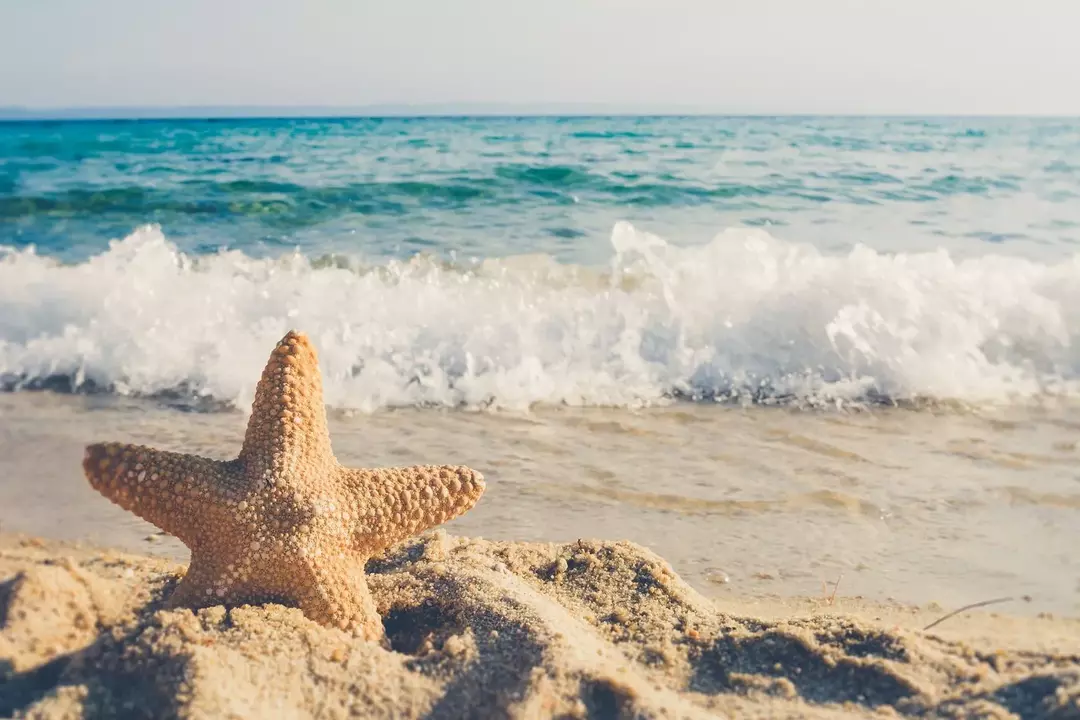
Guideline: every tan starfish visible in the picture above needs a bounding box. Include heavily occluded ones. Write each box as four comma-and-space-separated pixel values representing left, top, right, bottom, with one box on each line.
82, 330, 485, 641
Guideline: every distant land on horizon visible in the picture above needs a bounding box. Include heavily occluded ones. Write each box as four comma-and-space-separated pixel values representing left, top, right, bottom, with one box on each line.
0, 104, 1067, 121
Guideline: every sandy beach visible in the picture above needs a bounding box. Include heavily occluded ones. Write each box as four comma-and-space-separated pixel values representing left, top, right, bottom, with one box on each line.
2, 532, 1077, 719
4, 113, 1080, 718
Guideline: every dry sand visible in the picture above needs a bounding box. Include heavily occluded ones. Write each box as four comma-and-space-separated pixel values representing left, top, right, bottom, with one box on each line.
1, 532, 1077, 719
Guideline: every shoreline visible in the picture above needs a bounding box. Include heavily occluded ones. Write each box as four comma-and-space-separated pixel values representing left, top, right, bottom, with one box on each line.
3, 532, 1077, 718
4, 389, 1079, 621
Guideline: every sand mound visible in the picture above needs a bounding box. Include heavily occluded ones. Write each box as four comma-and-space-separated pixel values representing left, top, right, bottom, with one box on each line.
1, 533, 1078, 719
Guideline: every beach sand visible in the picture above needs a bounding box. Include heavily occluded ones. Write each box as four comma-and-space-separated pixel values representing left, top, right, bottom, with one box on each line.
2, 532, 1077, 719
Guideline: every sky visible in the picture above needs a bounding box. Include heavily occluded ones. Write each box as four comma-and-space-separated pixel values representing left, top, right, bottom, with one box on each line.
1, 0, 1078, 115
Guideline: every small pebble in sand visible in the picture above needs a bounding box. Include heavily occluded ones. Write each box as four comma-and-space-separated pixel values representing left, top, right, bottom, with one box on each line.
443, 634, 466, 656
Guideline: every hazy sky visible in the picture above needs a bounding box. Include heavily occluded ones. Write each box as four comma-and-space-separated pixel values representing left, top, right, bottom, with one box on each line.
1, 0, 1077, 114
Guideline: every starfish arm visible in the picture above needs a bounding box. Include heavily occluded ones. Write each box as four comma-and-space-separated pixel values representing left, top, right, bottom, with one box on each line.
341, 465, 485, 554
239, 330, 335, 480
83, 442, 240, 546
166, 548, 232, 609
167, 546, 277, 611
295, 558, 384, 642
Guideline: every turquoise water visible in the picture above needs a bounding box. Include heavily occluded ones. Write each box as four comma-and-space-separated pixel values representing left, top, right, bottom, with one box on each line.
5, 116, 1080, 264
3, 116, 1080, 408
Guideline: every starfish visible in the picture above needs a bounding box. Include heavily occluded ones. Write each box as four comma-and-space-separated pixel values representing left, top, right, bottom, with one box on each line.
82, 330, 485, 641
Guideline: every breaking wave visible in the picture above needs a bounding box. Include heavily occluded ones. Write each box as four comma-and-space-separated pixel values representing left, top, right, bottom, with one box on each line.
2, 223, 1079, 411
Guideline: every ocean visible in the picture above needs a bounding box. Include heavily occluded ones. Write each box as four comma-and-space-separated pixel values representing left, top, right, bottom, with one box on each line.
0, 116, 1077, 614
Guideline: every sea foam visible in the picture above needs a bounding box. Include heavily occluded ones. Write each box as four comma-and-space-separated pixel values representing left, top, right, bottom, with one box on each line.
2, 223, 1079, 411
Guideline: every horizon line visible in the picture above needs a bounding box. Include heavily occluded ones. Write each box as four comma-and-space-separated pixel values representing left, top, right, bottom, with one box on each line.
1, 104, 1078, 122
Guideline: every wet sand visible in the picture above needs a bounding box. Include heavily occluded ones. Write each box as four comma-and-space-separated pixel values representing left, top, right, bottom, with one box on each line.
1, 392, 1078, 616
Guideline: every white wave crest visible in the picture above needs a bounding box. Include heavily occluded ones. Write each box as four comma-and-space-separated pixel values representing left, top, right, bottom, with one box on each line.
2, 223, 1079, 411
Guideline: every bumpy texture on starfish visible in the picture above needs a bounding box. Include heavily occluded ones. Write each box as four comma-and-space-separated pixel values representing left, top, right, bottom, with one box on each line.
82, 330, 485, 641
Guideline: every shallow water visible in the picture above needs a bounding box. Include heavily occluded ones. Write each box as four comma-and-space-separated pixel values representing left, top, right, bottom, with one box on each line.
1, 392, 1076, 616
